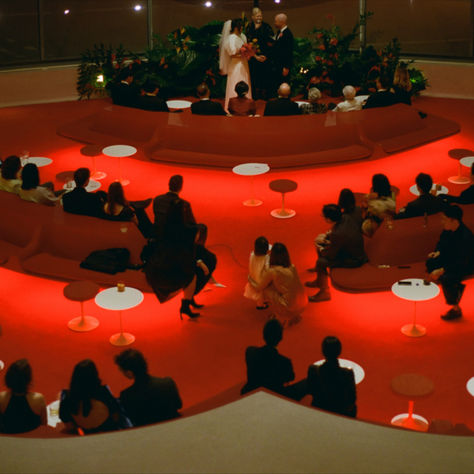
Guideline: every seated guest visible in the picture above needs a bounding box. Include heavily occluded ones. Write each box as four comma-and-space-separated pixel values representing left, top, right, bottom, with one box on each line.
392, 63, 412, 106
62, 167, 106, 218
0, 359, 47, 434
153, 174, 196, 240
110, 68, 136, 107
115, 349, 182, 427
425, 205, 474, 320
102, 182, 153, 238
241, 319, 294, 395
395, 172, 445, 219
244, 236, 270, 309
442, 163, 474, 205
60, 359, 126, 434
134, 81, 169, 112
363, 75, 397, 109
338, 188, 363, 229
299, 87, 327, 115
0, 155, 22, 194
362, 173, 396, 237
19, 163, 61, 206
264, 83, 300, 116
306, 204, 367, 302
333, 85, 363, 112
249, 243, 307, 325
306, 336, 357, 417
191, 83, 226, 116
228, 81, 257, 116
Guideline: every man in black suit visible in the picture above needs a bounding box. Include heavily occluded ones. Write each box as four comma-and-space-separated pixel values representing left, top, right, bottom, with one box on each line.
263, 83, 300, 116
153, 175, 196, 239
426, 205, 474, 320
110, 69, 136, 107
115, 349, 182, 426
191, 83, 226, 116
395, 173, 445, 220
306, 204, 367, 302
363, 75, 397, 109
271, 13, 294, 95
306, 336, 357, 417
134, 81, 169, 112
62, 167, 105, 218
241, 319, 295, 395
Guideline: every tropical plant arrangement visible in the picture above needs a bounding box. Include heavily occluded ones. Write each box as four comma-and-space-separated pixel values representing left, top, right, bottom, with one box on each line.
77, 15, 427, 100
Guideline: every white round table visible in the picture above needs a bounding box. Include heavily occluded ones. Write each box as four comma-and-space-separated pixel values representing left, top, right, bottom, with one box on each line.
448, 155, 472, 184
102, 145, 137, 186
460, 156, 474, 172
313, 358, 365, 384
466, 377, 474, 397
95, 286, 144, 346
25, 157, 53, 167
232, 163, 270, 206
166, 99, 192, 109
63, 179, 101, 192
409, 184, 448, 196
392, 278, 440, 337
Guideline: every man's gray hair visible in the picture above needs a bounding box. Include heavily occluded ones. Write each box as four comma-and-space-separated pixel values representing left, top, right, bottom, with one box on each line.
342, 85, 356, 100
308, 87, 322, 102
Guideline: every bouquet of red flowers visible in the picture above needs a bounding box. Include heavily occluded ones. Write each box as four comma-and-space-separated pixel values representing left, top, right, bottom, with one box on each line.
240, 43, 256, 60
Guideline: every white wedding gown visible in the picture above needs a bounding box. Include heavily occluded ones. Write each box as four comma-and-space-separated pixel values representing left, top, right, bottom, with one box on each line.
223, 33, 252, 111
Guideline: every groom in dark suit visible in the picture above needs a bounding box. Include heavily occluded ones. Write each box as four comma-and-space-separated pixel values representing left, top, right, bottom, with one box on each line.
271, 13, 294, 95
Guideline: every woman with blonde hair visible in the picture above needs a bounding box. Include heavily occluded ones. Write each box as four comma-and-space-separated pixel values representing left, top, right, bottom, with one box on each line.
392, 63, 412, 105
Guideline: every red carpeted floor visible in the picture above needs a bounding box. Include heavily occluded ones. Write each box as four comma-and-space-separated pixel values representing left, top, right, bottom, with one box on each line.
0, 96, 473, 436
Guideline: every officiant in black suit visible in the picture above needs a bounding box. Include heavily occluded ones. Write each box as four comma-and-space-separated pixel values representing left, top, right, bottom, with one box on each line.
271, 13, 294, 96
246, 7, 274, 100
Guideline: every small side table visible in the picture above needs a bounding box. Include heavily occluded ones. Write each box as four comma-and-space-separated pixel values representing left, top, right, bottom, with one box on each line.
64, 281, 101, 332
166, 99, 192, 109
448, 149, 472, 184
269, 179, 298, 219
80, 144, 107, 180
95, 286, 144, 346
460, 156, 474, 179
409, 183, 448, 196
392, 278, 440, 337
63, 179, 101, 192
102, 145, 138, 186
391, 373, 434, 432
466, 377, 474, 397
232, 163, 270, 207
26, 157, 53, 167
313, 358, 365, 384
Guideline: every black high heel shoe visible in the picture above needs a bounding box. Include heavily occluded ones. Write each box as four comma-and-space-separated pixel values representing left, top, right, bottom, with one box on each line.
180, 299, 200, 320
190, 297, 204, 309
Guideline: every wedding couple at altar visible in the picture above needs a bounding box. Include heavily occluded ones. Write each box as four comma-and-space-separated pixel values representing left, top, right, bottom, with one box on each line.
219, 11, 294, 111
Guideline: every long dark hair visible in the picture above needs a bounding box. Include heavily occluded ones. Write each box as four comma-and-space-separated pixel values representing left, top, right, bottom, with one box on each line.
269, 242, 291, 267
337, 188, 356, 214
1, 155, 21, 180
5, 359, 32, 394
371, 173, 392, 198
68, 359, 102, 417
21, 163, 40, 190
107, 182, 127, 215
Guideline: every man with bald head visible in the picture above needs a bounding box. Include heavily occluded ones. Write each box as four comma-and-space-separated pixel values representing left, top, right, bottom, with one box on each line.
263, 82, 300, 116
271, 13, 294, 95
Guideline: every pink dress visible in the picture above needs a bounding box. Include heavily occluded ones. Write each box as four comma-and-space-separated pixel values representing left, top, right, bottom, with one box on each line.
224, 33, 252, 111
244, 252, 269, 301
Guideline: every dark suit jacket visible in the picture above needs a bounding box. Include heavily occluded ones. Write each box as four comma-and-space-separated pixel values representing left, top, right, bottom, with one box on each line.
395, 193, 445, 220
228, 97, 257, 116
456, 185, 474, 204
272, 27, 294, 73
110, 82, 136, 108
191, 99, 226, 116
134, 94, 169, 112
363, 90, 398, 109
153, 192, 196, 239
241, 345, 295, 395
307, 362, 357, 417
264, 98, 300, 116
62, 187, 104, 218
321, 217, 367, 267
120, 375, 182, 427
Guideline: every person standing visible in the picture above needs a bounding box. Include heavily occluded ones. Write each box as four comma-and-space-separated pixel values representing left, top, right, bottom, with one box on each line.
271, 13, 294, 96
220, 18, 252, 112
246, 7, 274, 100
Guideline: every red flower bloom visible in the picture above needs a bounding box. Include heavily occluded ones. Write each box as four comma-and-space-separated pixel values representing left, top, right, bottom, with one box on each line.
315, 56, 322, 62
329, 38, 338, 46
318, 45, 326, 50
316, 33, 324, 39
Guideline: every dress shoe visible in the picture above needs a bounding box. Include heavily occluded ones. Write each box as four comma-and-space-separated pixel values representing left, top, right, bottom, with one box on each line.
308, 290, 331, 303
441, 308, 462, 320
305, 279, 321, 288
130, 198, 152, 210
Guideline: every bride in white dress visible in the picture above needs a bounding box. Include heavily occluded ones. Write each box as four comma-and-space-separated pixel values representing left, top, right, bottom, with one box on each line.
220, 19, 252, 112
